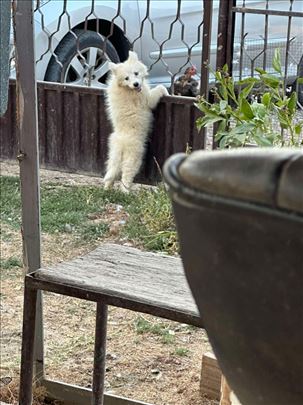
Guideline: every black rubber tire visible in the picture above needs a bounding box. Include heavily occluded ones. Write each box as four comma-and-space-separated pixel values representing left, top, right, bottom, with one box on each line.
298, 54, 303, 105
45, 29, 120, 83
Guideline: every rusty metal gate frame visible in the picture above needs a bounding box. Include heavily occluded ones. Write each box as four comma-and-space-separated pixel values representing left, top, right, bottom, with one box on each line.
216, 0, 303, 85
212, 0, 303, 148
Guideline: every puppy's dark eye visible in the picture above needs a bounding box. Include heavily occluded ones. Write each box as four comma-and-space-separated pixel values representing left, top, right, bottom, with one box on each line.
125, 76, 129, 81
134, 72, 139, 76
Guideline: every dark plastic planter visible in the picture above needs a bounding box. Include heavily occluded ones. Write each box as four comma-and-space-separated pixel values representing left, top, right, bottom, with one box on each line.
164, 149, 303, 405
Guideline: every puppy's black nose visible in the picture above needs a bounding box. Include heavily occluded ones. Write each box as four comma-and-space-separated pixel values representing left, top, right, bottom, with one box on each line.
133, 82, 139, 88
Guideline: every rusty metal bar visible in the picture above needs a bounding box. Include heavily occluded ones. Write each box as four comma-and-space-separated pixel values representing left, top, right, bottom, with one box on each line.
14, 0, 45, 381
216, 0, 236, 72
214, 0, 236, 149
92, 302, 108, 405
232, 7, 303, 17
262, 0, 269, 71
200, 0, 213, 98
19, 284, 38, 405
199, 0, 213, 149
238, 0, 246, 81
284, 1, 294, 87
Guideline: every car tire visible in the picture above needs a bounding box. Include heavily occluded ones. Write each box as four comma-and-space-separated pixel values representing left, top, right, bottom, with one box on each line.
298, 54, 303, 105
45, 29, 120, 87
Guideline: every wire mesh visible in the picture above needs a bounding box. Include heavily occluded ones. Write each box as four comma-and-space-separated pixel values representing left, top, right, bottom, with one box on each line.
10, 0, 206, 95
9, 0, 303, 99
233, 0, 303, 81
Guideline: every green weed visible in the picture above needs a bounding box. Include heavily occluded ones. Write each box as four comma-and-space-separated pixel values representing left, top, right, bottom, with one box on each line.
0, 256, 23, 269
124, 186, 178, 254
161, 334, 175, 345
80, 222, 109, 241
135, 316, 175, 344
174, 347, 190, 357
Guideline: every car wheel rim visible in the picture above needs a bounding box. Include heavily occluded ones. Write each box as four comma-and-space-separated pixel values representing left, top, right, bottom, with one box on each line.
64, 46, 110, 88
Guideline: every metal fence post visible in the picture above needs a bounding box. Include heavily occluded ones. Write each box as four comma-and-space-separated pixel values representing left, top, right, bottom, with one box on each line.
200, 0, 213, 99
216, 0, 236, 72
14, 0, 44, 381
197, 0, 213, 149
213, 0, 236, 148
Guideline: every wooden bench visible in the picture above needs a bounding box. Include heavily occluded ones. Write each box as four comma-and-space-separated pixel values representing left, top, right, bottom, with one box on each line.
20, 243, 203, 405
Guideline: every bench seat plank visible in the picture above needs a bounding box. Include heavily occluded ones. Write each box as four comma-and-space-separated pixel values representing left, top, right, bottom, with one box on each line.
30, 244, 202, 327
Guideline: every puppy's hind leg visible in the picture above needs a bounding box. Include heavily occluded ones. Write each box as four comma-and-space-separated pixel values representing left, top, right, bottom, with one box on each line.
120, 147, 144, 193
104, 136, 122, 189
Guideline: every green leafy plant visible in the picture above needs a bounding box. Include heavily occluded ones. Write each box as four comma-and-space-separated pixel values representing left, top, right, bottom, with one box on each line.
196, 49, 303, 148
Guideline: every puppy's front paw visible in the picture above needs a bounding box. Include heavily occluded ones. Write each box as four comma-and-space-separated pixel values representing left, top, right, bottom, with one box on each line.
157, 85, 169, 97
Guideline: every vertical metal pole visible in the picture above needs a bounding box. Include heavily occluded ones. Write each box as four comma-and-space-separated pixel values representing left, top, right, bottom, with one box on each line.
200, 0, 213, 99
14, 0, 44, 380
216, 0, 236, 72
92, 302, 108, 405
199, 0, 213, 150
213, 0, 236, 149
284, 0, 294, 89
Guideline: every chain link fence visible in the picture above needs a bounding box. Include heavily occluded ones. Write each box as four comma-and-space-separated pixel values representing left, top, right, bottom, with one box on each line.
231, 0, 303, 104
9, 0, 210, 95
8, 0, 302, 98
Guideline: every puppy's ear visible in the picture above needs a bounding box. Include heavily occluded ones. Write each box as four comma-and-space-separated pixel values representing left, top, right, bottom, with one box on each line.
128, 51, 139, 62
109, 62, 118, 74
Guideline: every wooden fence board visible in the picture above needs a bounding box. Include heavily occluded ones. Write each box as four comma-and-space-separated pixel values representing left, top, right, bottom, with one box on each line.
0, 81, 207, 183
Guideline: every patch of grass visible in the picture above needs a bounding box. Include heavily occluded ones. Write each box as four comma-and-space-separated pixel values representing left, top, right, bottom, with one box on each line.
40, 183, 132, 234
80, 222, 109, 241
0, 177, 21, 228
0, 227, 13, 241
0, 176, 130, 240
161, 334, 175, 345
1, 176, 178, 253
135, 317, 166, 335
0, 256, 23, 269
135, 316, 175, 344
124, 186, 178, 254
174, 347, 190, 357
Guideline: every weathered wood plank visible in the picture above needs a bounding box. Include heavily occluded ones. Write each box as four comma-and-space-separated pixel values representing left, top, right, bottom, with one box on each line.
79, 93, 99, 172
14, 0, 44, 380
45, 88, 63, 167
30, 244, 202, 327
200, 352, 222, 401
42, 379, 153, 405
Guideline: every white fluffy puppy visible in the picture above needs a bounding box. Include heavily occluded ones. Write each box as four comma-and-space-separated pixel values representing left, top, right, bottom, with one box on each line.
104, 51, 168, 192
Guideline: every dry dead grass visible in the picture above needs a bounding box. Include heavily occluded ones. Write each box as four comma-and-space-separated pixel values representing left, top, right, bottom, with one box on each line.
0, 161, 218, 405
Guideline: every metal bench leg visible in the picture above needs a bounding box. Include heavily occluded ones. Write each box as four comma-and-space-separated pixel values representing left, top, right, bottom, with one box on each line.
19, 283, 38, 405
92, 302, 108, 405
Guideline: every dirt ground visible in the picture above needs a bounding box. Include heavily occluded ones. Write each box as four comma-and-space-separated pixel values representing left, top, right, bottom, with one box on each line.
0, 160, 218, 405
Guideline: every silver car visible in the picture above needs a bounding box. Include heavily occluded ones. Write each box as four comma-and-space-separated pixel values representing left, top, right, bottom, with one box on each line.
11, 0, 303, 89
